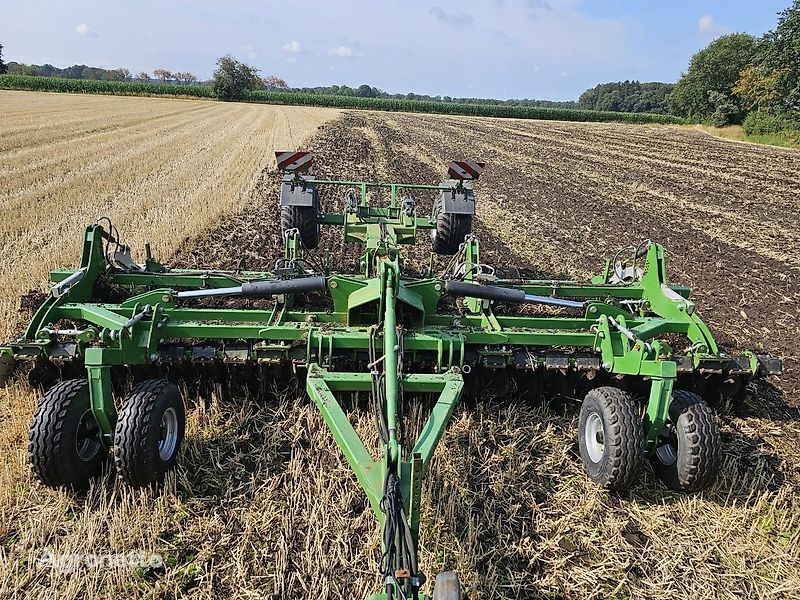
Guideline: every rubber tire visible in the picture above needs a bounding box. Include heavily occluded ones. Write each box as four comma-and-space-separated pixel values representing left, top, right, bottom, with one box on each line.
578, 386, 644, 492
431, 196, 472, 255
281, 205, 320, 250
28, 379, 106, 489
114, 379, 185, 487
651, 390, 721, 492
433, 571, 461, 600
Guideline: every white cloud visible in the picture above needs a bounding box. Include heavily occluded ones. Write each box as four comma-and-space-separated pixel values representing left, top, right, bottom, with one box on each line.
74, 23, 97, 37
430, 7, 474, 28
698, 14, 729, 38
328, 45, 356, 59
560, 71, 569, 78
281, 41, 303, 55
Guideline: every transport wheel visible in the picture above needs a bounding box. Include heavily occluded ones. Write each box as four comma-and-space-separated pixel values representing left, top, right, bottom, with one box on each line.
433, 571, 461, 600
430, 196, 471, 255
114, 379, 185, 487
28, 379, 106, 489
650, 390, 721, 492
578, 386, 644, 492
281, 205, 320, 249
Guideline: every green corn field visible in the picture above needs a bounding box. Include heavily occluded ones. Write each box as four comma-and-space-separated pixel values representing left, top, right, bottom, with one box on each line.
0, 75, 684, 125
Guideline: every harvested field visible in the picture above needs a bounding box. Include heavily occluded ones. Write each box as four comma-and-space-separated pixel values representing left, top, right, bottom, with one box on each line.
0, 90, 338, 340
1, 95, 799, 599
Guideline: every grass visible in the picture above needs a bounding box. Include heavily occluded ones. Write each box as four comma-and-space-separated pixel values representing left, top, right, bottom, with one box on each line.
694, 124, 800, 149
0, 75, 685, 125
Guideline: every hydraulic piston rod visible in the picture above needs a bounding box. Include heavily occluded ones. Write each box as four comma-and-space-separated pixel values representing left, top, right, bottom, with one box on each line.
445, 280, 585, 309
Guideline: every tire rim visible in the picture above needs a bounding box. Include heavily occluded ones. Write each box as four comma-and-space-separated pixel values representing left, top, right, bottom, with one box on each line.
655, 439, 678, 466
75, 410, 101, 462
158, 407, 178, 462
584, 412, 605, 463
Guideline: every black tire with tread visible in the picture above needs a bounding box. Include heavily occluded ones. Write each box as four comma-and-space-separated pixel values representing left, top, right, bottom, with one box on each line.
281, 205, 320, 250
651, 389, 721, 492
578, 386, 644, 492
28, 379, 106, 489
430, 196, 471, 255
114, 379, 185, 487
433, 571, 461, 600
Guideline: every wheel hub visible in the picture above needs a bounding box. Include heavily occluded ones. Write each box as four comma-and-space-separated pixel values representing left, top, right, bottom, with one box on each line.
75, 410, 101, 462
655, 440, 678, 466
584, 412, 605, 463
158, 407, 178, 462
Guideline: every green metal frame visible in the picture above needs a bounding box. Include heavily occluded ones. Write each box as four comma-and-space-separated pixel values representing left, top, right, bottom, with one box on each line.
1, 173, 781, 600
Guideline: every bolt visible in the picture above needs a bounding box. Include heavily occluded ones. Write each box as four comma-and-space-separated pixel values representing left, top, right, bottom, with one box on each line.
602, 362, 612, 370
589, 306, 597, 314
329, 281, 338, 289
434, 283, 442, 292
162, 294, 171, 303
598, 332, 605, 339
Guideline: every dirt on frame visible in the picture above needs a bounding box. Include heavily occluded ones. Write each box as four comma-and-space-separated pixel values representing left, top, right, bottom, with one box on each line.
2, 103, 800, 600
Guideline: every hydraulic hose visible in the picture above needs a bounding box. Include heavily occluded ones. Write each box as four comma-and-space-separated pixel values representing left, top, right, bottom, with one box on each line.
176, 276, 326, 299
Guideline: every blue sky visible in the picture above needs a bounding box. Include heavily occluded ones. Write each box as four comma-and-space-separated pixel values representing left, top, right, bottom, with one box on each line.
0, 1, 790, 100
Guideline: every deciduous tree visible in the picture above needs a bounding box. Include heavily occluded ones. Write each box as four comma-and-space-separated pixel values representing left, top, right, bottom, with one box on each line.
757, 0, 800, 124
153, 68, 172, 83
261, 75, 288, 89
211, 55, 260, 100
670, 33, 758, 124
733, 65, 785, 113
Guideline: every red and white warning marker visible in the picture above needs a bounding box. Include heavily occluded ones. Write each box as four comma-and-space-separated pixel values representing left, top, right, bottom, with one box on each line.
275, 151, 314, 172
447, 160, 485, 180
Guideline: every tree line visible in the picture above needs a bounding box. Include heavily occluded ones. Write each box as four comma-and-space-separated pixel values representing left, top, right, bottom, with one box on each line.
578, 81, 675, 115
282, 84, 577, 108
670, 1, 798, 136
584, 1, 799, 136
3, 61, 202, 85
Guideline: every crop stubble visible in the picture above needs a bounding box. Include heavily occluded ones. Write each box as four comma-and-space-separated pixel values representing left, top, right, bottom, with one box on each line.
0, 90, 338, 340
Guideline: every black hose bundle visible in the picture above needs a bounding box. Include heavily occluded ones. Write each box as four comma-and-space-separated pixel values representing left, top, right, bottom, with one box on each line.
380, 471, 421, 600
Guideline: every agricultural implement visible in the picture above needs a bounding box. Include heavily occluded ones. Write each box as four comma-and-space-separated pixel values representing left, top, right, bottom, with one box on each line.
2, 152, 782, 599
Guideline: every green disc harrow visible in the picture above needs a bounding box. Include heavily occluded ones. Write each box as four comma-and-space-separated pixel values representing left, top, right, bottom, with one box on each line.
2, 153, 782, 599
